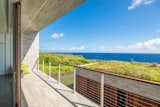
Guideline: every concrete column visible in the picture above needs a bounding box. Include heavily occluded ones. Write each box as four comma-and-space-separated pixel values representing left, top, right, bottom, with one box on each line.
22, 32, 39, 71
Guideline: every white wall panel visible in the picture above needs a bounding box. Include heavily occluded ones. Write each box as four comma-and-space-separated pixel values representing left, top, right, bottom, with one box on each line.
0, 33, 13, 75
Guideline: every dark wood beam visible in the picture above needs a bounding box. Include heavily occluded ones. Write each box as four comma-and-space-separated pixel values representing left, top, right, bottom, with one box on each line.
15, 2, 21, 107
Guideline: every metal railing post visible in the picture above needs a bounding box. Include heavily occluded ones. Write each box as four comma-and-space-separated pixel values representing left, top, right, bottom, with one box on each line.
73, 67, 76, 93
42, 59, 44, 73
100, 73, 104, 107
37, 58, 39, 72
58, 64, 61, 84
49, 61, 51, 78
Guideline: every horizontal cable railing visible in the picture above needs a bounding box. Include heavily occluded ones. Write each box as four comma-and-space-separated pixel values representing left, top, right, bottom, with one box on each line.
37, 58, 160, 107
38, 59, 76, 91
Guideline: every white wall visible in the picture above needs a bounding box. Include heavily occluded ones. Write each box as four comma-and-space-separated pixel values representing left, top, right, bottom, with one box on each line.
0, 32, 39, 74
0, 32, 13, 75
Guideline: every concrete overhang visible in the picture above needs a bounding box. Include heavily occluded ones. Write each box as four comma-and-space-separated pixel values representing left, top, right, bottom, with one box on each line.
0, 0, 18, 32
0, 0, 8, 32
21, 0, 85, 33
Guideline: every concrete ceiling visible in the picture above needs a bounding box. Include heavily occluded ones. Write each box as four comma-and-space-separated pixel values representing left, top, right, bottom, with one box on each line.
0, 0, 8, 32
21, 0, 85, 33
0, 0, 84, 33
0, 0, 18, 32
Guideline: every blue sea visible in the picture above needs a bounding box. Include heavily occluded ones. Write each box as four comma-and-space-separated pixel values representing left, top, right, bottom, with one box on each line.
62, 53, 160, 64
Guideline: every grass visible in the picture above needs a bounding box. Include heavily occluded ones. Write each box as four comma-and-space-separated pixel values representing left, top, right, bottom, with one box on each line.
39, 53, 94, 65
39, 53, 95, 74
39, 64, 74, 74
54, 72, 74, 89
85, 61, 160, 83
21, 64, 30, 75
38, 53, 94, 87
39, 53, 160, 83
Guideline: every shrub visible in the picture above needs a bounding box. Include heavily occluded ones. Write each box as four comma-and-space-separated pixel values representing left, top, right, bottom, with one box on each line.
21, 64, 30, 74
150, 63, 158, 67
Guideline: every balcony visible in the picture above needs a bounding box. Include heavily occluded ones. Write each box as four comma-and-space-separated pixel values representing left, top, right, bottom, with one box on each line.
21, 68, 99, 107
21, 60, 160, 107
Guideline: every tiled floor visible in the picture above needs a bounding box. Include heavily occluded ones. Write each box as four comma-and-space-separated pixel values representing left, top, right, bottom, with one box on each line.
0, 74, 14, 107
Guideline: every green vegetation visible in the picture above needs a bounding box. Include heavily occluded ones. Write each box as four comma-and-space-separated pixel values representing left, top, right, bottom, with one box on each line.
86, 61, 160, 83
39, 53, 160, 83
54, 72, 74, 88
39, 53, 95, 74
39, 53, 95, 88
39, 53, 94, 65
21, 64, 30, 74
39, 64, 74, 74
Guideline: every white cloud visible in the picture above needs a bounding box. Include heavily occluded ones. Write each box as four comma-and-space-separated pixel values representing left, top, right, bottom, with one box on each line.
91, 46, 106, 52
60, 48, 65, 50
99, 46, 105, 50
51, 33, 64, 39
114, 38, 160, 53
144, 0, 155, 4
69, 45, 86, 51
50, 38, 160, 53
128, 0, 154, 10
53, 45, 86, 52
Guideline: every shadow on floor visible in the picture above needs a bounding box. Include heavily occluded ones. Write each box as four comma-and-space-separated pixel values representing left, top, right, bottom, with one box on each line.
54, 88, 73, 93
21, 90, 29, 107
34, 71, 98, 107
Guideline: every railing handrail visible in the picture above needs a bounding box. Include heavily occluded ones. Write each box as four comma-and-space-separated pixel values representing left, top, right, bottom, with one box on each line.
38, 59, 160, 106
40, 60, 160, 86
76, 67, 160, 104
59, 63, 160, 86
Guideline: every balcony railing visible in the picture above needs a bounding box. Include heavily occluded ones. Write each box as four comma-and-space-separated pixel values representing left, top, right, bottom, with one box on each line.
37, 58, 160, 107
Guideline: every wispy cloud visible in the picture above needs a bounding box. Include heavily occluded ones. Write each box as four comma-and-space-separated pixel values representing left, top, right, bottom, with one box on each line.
128, 0, 155, 10
114, 38, 160, 53
48, 38, 160, 53
52, 45, 86, 52
69, 45, 86, 51
51, 33, 64, 39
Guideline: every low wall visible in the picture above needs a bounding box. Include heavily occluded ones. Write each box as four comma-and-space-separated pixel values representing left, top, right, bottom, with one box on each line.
76, 67, 160, 107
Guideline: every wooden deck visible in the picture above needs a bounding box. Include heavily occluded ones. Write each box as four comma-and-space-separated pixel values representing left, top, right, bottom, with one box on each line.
21, 71, 99, 107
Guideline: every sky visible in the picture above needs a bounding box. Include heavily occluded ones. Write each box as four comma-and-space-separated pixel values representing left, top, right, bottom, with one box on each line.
39, 0, 160, 53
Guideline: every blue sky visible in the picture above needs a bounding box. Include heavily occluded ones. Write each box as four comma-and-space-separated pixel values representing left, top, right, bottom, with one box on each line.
39, 0, 160, 53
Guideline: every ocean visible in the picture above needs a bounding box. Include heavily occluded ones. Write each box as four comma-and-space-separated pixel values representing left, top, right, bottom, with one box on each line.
64, 53, 160, 64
